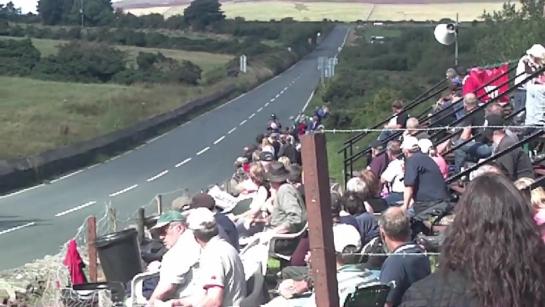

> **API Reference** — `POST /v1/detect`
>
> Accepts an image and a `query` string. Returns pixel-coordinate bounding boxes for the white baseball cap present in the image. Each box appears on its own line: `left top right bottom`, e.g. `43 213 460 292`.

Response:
418 138 433 154
333 224 362 253
401 136 419 151
186 208 216 231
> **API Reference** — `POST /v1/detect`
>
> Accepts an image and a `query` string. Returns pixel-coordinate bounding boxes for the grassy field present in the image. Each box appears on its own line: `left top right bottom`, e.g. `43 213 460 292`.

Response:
0 36 234 73
0 63 272 159
126 1 507 21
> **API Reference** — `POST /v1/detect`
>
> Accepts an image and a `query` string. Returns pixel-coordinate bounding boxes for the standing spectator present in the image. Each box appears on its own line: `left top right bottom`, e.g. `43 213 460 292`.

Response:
148 211 201 305
514 44 545 117
401 174 545 307
379 207 431 307
169 208 246 307
278 134 299 164
378 100 409 141
485 114 534 180
446 67 463 89
401 137 449 225
188 193 240 251
268 114 282 133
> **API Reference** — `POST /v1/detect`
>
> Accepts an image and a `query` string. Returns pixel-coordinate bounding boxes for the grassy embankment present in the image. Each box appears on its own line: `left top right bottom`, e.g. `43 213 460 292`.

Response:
0 34 274 160
126 1 506 22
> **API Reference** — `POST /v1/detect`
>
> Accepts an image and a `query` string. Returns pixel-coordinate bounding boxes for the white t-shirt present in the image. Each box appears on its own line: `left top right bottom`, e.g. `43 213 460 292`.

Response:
196 236 246 306
159 230 201 298
381 159 405 193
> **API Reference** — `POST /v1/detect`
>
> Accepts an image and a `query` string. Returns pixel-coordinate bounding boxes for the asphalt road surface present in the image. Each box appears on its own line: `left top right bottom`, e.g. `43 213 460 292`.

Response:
0 25 349 270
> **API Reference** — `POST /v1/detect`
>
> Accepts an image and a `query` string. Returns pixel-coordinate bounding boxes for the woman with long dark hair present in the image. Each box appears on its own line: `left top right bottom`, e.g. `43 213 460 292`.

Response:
401 173 545 307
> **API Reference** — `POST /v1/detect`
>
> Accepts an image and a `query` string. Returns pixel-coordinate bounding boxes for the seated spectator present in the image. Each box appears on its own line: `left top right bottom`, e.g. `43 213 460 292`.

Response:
289 191 360 267
468 162 505 181
287 163 304 197
367 140 386 177
261 137 276 157
368 140 401 179
403 117 429 140
484 114 534 180
262 162 307 238
378 100 409 141
401 137 449 227
168 208 246 306
278 134 300 165
401 174 545 307
341 191 379 246
346 177 374 213
148 211 201 305
418 139 448 179
360 170 388 212
259 151 275 170
270 221 372 307
451 93 491 172
381 154 405 206
379 207 431 307
188 193 240 251
514 177 545 243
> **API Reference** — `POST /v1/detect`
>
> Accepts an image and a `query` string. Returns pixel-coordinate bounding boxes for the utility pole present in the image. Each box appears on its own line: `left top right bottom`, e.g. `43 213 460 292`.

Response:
301 133 340 307
80 0 84 28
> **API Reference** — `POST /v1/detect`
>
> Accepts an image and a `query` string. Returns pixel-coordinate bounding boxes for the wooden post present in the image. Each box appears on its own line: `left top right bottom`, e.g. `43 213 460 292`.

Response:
301 133 339 307
87 215 98 283
136 207 145 243
156 194 163 214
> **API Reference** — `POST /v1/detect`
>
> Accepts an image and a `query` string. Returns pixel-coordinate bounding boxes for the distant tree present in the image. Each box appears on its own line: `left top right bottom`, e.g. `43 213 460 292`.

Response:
38 0 64 24
165 15 186 30
184 0 225 30
0 1 21 18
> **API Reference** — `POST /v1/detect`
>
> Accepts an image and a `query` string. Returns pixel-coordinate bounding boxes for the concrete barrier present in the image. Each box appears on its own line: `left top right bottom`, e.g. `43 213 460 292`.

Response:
0 85 237 193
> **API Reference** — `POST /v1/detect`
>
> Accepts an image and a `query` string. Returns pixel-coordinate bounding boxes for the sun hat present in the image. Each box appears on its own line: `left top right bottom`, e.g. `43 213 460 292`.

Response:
266 161 290 183
151 210 186 229
188 193 216 210
260 151 274 162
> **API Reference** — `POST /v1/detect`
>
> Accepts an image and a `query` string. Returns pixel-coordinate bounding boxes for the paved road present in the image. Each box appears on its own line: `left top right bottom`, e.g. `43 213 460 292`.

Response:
0 25 349 270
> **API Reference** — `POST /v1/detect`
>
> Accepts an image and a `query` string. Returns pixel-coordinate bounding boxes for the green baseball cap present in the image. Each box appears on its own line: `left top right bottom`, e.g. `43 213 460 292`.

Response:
151 210 185 230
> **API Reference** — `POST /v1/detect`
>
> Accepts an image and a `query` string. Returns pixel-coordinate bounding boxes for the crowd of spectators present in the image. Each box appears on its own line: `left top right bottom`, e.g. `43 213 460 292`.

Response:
125 43 545 307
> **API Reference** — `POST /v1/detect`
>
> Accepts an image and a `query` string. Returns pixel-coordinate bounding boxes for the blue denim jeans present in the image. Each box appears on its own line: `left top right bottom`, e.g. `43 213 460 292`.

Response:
454 140 492 173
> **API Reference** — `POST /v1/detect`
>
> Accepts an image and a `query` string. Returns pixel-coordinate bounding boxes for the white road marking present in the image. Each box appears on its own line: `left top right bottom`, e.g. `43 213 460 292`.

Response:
264 102 270 107
302 90 315 112
0 184 45 200
50 169 85 183
284 87 289 91
147 133 167 144
240 120 247 126
270 98 275 102
275 94 280 99
109 184 138 197
146 170 169 182
55 201 97 217
249 113 256 119
257 107 263 113
0 222 36 236
196 146 210 156
213 136 226 145
228 127 237 134
175 158 192 168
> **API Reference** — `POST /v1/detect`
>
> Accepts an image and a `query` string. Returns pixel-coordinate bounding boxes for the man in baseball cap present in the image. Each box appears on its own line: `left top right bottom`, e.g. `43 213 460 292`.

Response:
186 193 239 251
148 210 201 304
